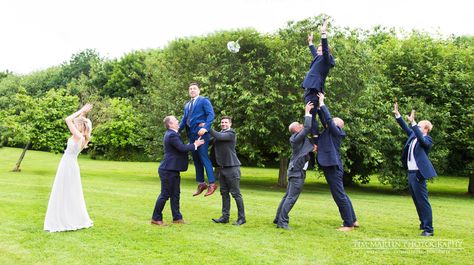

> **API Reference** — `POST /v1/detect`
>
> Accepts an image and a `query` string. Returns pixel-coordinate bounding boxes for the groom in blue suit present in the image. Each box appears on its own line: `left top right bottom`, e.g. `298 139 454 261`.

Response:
394 101 437 236
151 116 204 226
179 82 218 197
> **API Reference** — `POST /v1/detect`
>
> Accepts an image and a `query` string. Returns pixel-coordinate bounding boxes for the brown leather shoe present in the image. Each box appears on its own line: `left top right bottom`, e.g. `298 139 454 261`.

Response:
172 219 188 224
341 221 359 228
151 220 167 226
204 183 218 196
337 226 354 232
193 183 208 196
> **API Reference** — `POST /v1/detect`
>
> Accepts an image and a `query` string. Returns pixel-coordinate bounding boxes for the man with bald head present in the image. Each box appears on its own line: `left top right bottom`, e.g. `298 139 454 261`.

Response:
316 92 358 231
151 116 204 226
274 102 316 230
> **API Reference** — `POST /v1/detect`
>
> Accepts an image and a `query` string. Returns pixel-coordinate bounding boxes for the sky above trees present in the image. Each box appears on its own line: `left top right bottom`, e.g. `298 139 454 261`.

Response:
1 0 473 74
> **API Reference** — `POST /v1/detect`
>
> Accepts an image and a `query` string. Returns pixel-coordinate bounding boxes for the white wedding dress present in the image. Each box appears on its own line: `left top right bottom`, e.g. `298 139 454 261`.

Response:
44 137 93 232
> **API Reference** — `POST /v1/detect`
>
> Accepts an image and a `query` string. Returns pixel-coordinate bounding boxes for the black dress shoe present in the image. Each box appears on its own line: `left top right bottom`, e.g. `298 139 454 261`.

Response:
307 152 315 170
420 231 434 237
233 219 246 226
212 217 229 224
276 225 292 230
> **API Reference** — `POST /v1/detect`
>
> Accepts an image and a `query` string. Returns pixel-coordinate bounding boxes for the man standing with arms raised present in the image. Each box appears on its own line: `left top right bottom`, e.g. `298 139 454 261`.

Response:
274 102 316 230
179 82 217 197
393 101 436 236
316 93 358 231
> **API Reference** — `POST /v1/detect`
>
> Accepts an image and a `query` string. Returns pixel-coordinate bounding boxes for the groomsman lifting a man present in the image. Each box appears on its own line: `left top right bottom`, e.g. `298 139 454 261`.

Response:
316 93 358 231
274 102 317 230
210 116 246 226
151 116 204 226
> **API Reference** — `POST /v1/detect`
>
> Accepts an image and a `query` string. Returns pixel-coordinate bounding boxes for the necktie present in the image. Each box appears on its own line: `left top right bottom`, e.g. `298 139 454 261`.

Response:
408 138 416 161
186 99 194 126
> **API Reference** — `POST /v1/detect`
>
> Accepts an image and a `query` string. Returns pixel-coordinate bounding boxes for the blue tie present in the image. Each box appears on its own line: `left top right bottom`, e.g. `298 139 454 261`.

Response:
186 99 194 126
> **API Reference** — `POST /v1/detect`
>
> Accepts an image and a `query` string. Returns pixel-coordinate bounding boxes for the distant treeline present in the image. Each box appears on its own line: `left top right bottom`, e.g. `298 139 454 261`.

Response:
1 16 472 190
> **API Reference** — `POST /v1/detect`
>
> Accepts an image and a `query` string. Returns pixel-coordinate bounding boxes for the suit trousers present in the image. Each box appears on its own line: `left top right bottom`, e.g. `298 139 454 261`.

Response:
275 174 305 227
219 166 245 220
408 170 433 233
152 169 182 221
322 165 357 227
190 132 215 183
304 88 320 137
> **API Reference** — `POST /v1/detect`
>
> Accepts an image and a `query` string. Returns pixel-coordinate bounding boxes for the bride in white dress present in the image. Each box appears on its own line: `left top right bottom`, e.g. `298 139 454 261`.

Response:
44 104 94 232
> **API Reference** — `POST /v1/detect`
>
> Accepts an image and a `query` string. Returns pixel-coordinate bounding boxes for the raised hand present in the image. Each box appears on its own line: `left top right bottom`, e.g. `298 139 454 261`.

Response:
406 109 416 124
321 19 328 34
393 101 400 116
318 92 325 106
305 101 314 114
81 103 93 116
308 32 314 44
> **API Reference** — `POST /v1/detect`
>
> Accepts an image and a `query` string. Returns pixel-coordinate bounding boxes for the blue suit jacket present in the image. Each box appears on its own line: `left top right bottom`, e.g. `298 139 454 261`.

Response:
316 105 345 168
159 129 195 172
301 38 335 92
396 117 437 179
179 96 215 139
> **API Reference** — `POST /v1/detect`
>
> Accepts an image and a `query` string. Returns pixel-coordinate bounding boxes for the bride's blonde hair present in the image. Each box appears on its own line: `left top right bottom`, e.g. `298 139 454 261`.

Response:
73 116 92 149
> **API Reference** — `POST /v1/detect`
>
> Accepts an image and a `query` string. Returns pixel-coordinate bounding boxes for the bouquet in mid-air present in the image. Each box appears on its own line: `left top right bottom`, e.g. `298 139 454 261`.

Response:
227 37 242 53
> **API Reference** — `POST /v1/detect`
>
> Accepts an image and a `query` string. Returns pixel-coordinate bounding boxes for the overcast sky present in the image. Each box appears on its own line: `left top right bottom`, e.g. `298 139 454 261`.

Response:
1 0 473 74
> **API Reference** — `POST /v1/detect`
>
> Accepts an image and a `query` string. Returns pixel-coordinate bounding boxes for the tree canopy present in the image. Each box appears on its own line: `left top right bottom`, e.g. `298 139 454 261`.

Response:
1 16 472 191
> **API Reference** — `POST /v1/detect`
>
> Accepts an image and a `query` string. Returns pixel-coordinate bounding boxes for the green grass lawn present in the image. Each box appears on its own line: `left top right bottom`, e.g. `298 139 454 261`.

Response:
0 147 472 265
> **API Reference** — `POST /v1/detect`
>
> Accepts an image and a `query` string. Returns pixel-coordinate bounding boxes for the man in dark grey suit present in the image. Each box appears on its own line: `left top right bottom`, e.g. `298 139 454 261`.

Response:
210 116 246 225
274 102 316 230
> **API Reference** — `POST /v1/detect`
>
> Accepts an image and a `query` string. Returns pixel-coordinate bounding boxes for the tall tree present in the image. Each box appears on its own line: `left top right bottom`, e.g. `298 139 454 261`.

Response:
4 89 78 170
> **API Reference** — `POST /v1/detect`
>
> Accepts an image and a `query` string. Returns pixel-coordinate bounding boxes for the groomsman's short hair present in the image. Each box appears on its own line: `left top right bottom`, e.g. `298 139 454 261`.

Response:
419 120 433 132
221 116 232 123
163 116 174 129
189 82 200 87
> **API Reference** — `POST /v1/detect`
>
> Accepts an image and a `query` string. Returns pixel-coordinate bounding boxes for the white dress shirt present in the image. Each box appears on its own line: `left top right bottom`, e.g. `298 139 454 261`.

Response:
407 138 419 170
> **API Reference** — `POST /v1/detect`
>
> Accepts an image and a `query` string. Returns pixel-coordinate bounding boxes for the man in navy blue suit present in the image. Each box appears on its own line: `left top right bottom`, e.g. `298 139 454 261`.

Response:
151 116 204 226
316 93 358 231
179 82 217 197
301 19 335 143
394 101 437 236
